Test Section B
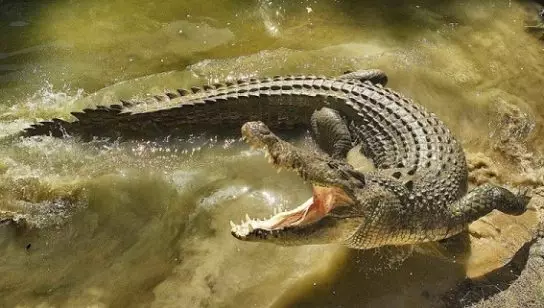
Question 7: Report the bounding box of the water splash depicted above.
[259,0,284,37]
[0,81,85,136]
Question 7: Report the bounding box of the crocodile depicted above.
[21,69,531,249]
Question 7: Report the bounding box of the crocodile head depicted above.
[231,121,374,246]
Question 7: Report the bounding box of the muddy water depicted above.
[1,0,543,307]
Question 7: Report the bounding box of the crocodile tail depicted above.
[23,76,353,139]
[21,79,327,140]
[24,118,74,138]
[22,104,127,138]
[21,88,194,138]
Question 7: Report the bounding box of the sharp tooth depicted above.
[230,220,236,228]
[245,214,251,222]
[241,219,244,225]
[248,223,254,232]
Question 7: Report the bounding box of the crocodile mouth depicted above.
[231,121,355,239]
[230,185,353,238]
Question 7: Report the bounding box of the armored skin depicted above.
[22,70,530,249]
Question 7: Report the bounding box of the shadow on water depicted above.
[270,232,472,307]
[324,0,464,41]
[0,0,48,88]
[273,231,535,308]
[0,0,45,52]
[442,241,534,307]
[273,246,468,308]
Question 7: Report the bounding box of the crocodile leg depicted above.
[338,69,388,86]
[310,107,353,159]
[344,184,531,249]
[447,184,530,230]
[309,68,388,159]
[310,68,387,160]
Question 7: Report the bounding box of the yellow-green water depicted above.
[1,0,543,307]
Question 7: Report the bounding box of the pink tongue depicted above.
[297,186,344,225]
[268,186,337,229]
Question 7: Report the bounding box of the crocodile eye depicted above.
[329,205,357,218]
[344,169,365,186]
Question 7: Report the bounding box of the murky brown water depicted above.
[1,0,543,307]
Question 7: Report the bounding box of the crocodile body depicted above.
[22,71,529,249]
